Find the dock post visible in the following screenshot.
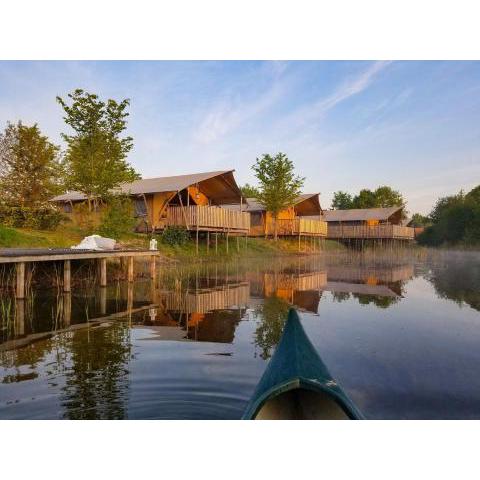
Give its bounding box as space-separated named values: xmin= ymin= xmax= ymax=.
xmin=128 ymin=257 xmax=134 ymax=282
xmin=15 ymin=299 xmax=25 ymax=335
xmin=100 ymin=286 xmax=107 ymax=315
xmin=236 ymin=236 xmax=239 ymax=253
xmin=215 ymin=233 xmax=218 ymax=255
xmin=207 ymin=232 xmax=210 ymax=254
xmin=226 ymin=232 xmax=229 ymax=254
xmin=150 ymin=255 xmax=156 ymax=280
xmin=16 ymin=262 xmax=26 ymax=299
xmin=63 ymin=260 xmax=71 ymax=292
xmin=99 ymin=258 xmax=107 ymax=287
xmin=196 ymin=228 xmax=199 ymax=255
xmin=63 ymin=293 xmax=71 ymax=326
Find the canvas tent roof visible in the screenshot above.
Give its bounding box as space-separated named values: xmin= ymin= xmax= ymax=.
xmin=51 ymin=170 xmax=243 ymax=205
xmin=225 ymin=193 xmax=321 ymax=215
xmin=321 ymin=206 xmax=403 ymax=222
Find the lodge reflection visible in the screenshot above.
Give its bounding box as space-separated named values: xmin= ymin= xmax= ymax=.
xmin=1 ymin=261 xmax=417 ymax=349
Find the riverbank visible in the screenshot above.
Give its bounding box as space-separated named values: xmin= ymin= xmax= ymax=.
xmin=0 ymin=224 xmax=341 ymax=259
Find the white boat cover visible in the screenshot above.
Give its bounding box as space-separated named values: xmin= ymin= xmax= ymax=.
xmin=71 ymin=235 xmax=116 ymax=251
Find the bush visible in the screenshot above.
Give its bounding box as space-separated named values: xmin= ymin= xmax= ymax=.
xmin=0 ymin=203 xmax=65 ymax=230
xmin=98 ymin=195 xmax=137 ymax=239
xmin=161 ymin=226 xmax=191 ymax=246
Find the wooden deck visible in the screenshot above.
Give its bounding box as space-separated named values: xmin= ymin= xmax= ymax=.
xmin=166 ymin=205 xmax=250 ymax=234
xmin=327 ymin=224 xmax=414 ymax=240
xmin=269 ymin=218 xmax=327 ymax=237
xmin=0 ymin=248 xmax=160 ymax=299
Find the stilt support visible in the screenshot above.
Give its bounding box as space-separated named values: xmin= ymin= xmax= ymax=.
xmin=16 ymin=262 xmax=26 ymax=299
xmin=64 ymin=260 xmax=71 ymax=292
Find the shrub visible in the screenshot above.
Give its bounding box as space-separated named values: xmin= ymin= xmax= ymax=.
xmin=161 ymin=226 xmax=191 ymax=246
xmin=0 ymin=203 xmax=65 ymax=230
xmin=98 ymin=195 xmax=136 ymax=239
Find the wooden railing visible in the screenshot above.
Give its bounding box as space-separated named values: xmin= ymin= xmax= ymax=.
xmin=268 ymin=218 xmax=328 ymax=237
xmin=166 ymin=205 xmax=250 ymax=233
xmin=327 ymin=224 xmax=414 ymax=239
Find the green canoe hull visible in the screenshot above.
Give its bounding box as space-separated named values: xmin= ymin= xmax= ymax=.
xmin=242 ymin=308 xmax=363 ymax=420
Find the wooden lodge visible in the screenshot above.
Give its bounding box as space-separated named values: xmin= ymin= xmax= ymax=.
xmin=225 ymin=194 xmax=327 ymax=238
xmin=51 ymin=170 xmax=250 ymax=235
xmin=322 ymin=206 xmax=414 ymax=240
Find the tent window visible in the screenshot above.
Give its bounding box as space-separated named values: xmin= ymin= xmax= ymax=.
xmin=251 ymin=212 xmax=263 ymax=227
xmin=134 ymin=198 xmax=147 ymax=217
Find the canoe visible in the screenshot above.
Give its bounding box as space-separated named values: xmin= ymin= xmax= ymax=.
xmin=242 ymin=308 xmax=363 ymax=420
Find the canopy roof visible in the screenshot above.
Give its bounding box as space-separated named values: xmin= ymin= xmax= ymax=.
xmin=322 ymin=206 xmax=403 ymax=222
xmin=51 ymin=170 xmax=243 ymax=205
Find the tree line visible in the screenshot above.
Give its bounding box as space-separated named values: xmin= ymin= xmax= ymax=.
xmin=417 ymin=185 xmax=480 ymax=246
xmin=0 ymin=89 xmax=139 ymax=234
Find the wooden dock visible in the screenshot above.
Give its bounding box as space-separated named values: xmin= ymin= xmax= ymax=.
xmin=0 ymin=248 xmax=160 ymax=299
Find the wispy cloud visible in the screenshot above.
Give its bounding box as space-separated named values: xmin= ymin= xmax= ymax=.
xmin=193 ymin=70 xmax=288 ymax=144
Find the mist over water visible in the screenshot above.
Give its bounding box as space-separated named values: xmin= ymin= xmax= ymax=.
xmin=1 ymin=250 xmax=479 ymax=419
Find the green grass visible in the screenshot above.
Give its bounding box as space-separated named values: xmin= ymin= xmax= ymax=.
xmin=0 ymin=223 xmax=342 ymax=258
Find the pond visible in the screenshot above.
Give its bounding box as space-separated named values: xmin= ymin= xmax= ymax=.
xmin=1 ymin=250 xmax=479 ymax=419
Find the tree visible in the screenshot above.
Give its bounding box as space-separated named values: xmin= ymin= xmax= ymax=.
xmin=372 ymin=185 xmax=405 ymax=208
xmin=352 ymin=189 xmax=377 ymax=208
xmin=57 ymin=89 xmax=140 ymax=211
xmin=252 ymin=153 xmax=304 ymax=240
xmin=331 ymin=191 xmax=353 ymax=209
xmin=417 ymin=185 xmax=480 ymax=246
xmin=0 ymin=121 xmax=63 ymax=206
xmin=240 ymin=183 xmax=260 ymax=198
xmin=409 ymin=213 xmax=430 ymax=227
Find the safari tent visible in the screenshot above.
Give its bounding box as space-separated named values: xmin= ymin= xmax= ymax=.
xmin=225 ymin=193 xmax=327 ymax=237
xmin=51 ymin=170 xmax=250 ymax=235
xmin=322 ymin=206 xmax=414 ymax=240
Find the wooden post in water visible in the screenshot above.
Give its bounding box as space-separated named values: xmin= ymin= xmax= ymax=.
xmin=150 ymin=255 xmax=156 ymax=280
xmin=100 ymin=285 xmax=107 ymax=315
xmin=226 ymin=231 xmax=229 ymax=254
xmin=15 ymin=299 xmax=25 ymax=335
xmin=99 ymin=258 xmax=107 ymax=287
xmin=63 ymin=260 xmax=71 ymax=292
xmin=16 ymin=262 xmax=26 ymax=299
xmin=207 ymin=231 xmax=210 ymax=254
xmin=128 ymin=257 xmax=134 ymax=282
xmin=215 ymin=233 xmax=218 ymax=255
xmin=63 ymin=293 xmax=71 ymax=327
xmin=236 ymin=235 xmax=239 ymax=253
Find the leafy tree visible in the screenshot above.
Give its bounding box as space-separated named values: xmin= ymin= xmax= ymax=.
xmin=252 ymin=152 xmax=304 ymax=240
xmin=372 ymin=185 xmax=405 ymax=208
xmin=418 ymin=185 xmax=480 ymax=246
xmin=240 ymin=183 xmax=260 ymax=198
xmin=331 ymin=191 xmax=353 ymax=209
xmin=98 ymin=195 xmax=137 ymax=238
xmin=0 ymin=122 xmax=63 ymax=207
xmin=352 ymin=189 xmax=377 ymax=208
xmin=57 ymin=89 xmax=140 ymax=211
xmin=409 ymin=213 xmax=430 ymax=227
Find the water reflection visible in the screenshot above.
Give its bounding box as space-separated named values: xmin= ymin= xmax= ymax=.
xmin=2 ymin=252 xmax=480 ymax=419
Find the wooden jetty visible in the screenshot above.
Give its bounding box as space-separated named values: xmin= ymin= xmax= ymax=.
xmin=0 ymin=248 xmax=161 ymax=299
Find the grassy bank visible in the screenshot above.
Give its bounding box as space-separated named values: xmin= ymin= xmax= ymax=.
xmin=0 ymin=224 xmax=341 ymax=258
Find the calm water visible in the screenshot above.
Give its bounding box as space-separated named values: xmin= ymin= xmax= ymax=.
xmin=1 ymin=250 xmax=480 ymax=419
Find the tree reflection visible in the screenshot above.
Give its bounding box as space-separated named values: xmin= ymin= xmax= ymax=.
xmin=254 ymin=295 xmax=290 ymax=360
xmin=426 ymin=256 xmax=480 ymax=312
xmin=61 ymin=323 xmax=132 ymax=419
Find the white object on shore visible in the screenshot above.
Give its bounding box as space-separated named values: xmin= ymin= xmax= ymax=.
xmin=149 ymin=238 xmax=158 ymax=251
xmin=71 ymin=235 xmax=116 ymax=251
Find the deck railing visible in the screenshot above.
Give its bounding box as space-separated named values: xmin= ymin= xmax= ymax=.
xmin=327 ymin=224 xmax=414 ymax=240
xmin=166 ymin=205 xmax=250 ymax=233
xmin=270 ymin=218 xmax=328 ymax=237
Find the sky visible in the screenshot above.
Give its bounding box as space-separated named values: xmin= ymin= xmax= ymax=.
xmin=0 ymin=60 xmax=479 ymax=214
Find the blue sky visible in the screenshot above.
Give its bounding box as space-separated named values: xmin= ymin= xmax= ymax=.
xmin=0 ymin=60 xmax=479 ymax=214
